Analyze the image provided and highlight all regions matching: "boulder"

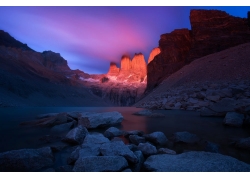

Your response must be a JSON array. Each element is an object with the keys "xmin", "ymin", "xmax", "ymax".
[
  {"xmin": 131, "ymin": 151, "xmax": 145, "ymax": 172},
  {"xmin": 78, "ymin": 111, "xmax": 123, "ymax": 129},
  {"xmin": 144, "ymin": 131, "xmax": 168, "ymax": 146},
  {"xmin": 129, "ymin": 135, "xmax": 146, "ymax": 145},
  {"xmin": 173, "ymin": 131, "xmax": 200, "ymax": 144},
  {"xmin": 138, "ymin": 143, "xmax": 157, "ymax": 156},
  {"xmin": 68, "ymin": 133, "xmax": 109, "ymax": 165},
  {"xmin": 123, "ymin": 130, "xmax": 144, "ymax": 137},
  {"xmin": 100, "ymin": 141, "xmax": 138, "ymax": 163},
  {"xmin": 50, "ymin": 122, "xmax": 74, "ymax": 134},
  {"xmin": 0, "ymin": 147, "xmax": 54, "ymax": 172},
  {"xmin": 133, "ymin": 109, "xmax": 152, "ymax": 116},
  {"xmin": 235, "ymin": 137, "xmax": 250, "ymax": 150},
  {"xmin": 104, "ymin": 127, "xmax": 123, "ymax": 139},
  {"xmin": 203, "ymin": 141, "xmax": 220, "ymax": 153},
  {"xmin": 144, "ymin": 151, "xmax": 250, "ymax": 172},
  {"xmin": 223, "ymin": 112, "xmax": 244, "ymax": 127},
  {"xmin": 73, "ymin": 156, "xmax": 128, "ymax": 172},
  {"xmin": 158, "ymin": 148, "xmax": 176, "ymax": 155},
  {"xmin": 67, "ymin": 111, "xmax": 81, "ymax": 120},
  {"xmin": 55, "ymin": 165, "xmax": 73, "ymax": 172},
  {"xmin": 200, "ymin": 98, "xmax": 236, "ymax": 117},
  {"xmin": 63, "ymin": 125, "xmax": 88, "ymax": 144}
]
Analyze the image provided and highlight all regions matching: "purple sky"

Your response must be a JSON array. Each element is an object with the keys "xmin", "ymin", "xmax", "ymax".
[{"xmin": 0, "ymin": 6, "xmax": 249, "ymax": 74}]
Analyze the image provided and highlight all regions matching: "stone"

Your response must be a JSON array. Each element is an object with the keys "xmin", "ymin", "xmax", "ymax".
[
  {"xmin": 123, "ymin": 130, "xmax": 144, "ymax": 137},
  {"xmin": 122, "ymin": 168, "xmax": 132, "ymax": 172},
  {"xmin": 78, "ymin": 111, "xmax": 124, "ymax": 129},
  {"xmin": 50, "ymin": 122, "xmax": 74, "ymax": 133},
  {"xmin": 73, "ymin": 156, "xmax": 128, "ymax": 172},
  {"xmin": 104, "ymin": 127, "xmax": 123, "ymax": 139},
  {"xmin": 203, "ymin": 141, "xmax": 220, "ymax": 153},
  {"xmin": 138, "ymin": 142, "xmax": 157, "ymax": 156},
  {"xmin": 235, "ymin": 137, "xmax": 250, "ymax": 150},
  {"xmin": 206, "ymin": 95, "xmax": 220, "ymax": 102},
  {"xmin": 173, "ymin": 131, "xmax": 200, "ymax": 144},
  {"xmin": 131, "ymin": 151, "xmax": 145, "ymax": 172},
  {"xmin": 143, "ymin": 151, "xmax": 250, "ymax": 172},
  {"xmin": 144, "ymin": 131, "xmax": 168, "ymax": 146},
  {"xmin": 100, "ymin": 141, "xmax": 138, "ymax": 163},
  {"xmin": 133, "ymin": 109, "xmax": 152, "ymax": 116},
  {"xmin": 55, "ymin": 165, "xmax": 73, "ymax": 172},
  {"xmin": 129, "ymin": 135, "xmax": 146, "ymax": 145},
  {"xmin": 223, "ymin": 112, "xmax": 244, "ymax": 127},
  {"xmin": 0, "ymin": 147, "xmax": 54, "ymax": 172},
  {"xmin": 63, "ymin": 125, "xmax": 88, "ymax": 144},
  {"xmin": 67, "ymin": 111, "xmax": 81, "ymax": 120},
  {"xmin": 83, "ymin": 133, "xmax": 110, "ymax": 144},
  {"xmin": 158, "ymin": 148, "xmax": 176, "ymax": 155}
]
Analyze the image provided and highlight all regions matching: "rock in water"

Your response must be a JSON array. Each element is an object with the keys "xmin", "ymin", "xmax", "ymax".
[
  {"xmin": 173, "ymin": 131, "xmax": 200, "ymax": 144},
  {"xmin": 73, "ymin": 156, "xmax": 128, "ymax": 172},
  {"xmin": 78, "ymin": 111, "xmax": 124, "ymax": 129},
  {"xmin": 144, "ymin": 131, "xmax": 168, "ymax": 146},
  {"xmin": 138, "ymin": 142, "xmax": 157, "ymax": 156},
  {"xmin": 104, "ymin": 127, "xmax": 123, "ymax": 139},
  {"xmin": 144, "ymin": 151, "xmax": 250, "ymax": 172},
  {"xmin": 223, "ymin": 112, "xmax": 244, "ymax": 127},
  {"xmin": 0, "ymin": 147, "xmax": 54, "ymax": 172},
  {"xmin": 63, "ymin": 125, "xmax": 88, "ymax": 144},
  {"xmin": 100, "ymin": 141, "xmax": 138, "ymax": 163}
]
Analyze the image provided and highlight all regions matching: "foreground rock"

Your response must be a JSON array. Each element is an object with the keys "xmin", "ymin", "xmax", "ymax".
[
  {"xmin": 73, "ymin": 156, "xmax": 128, "ymax": 172},
  {"xmin": 144, "ymin": 151, "xmax": 250, "ymax": 172},
  {"xmin": 235, "ymin": 137, "xmax": 250, "ymax": 150},
  {"xmin": 158, "ymin": 148, "xmax": 176, "ymax": 155},
  {"xmin": 0, "ymin": 147, "xmax": 54, "ymax": 172},
  {"xmin": 144, "ymin": 131, "xmax": 168, "ymax": 146},
  {"xmin": 78, "ymin": 111, "xmax": 124, "ymax": 129},
  {"xmin": 138, "ymin": 142, "xmax": 157, "ymax": 156},
  {"xmin": 223, "ymin": 112, "xmax": 244, "ymax": 127},
  {"xmin": 173, "ymin": 131, "xmax": 200, "ymax": 144},
  {"xmin": 100, "ymin": 141, "xmax": 138, "ymax": 163},
  {"xmin": 63, "ymin": 126, "xmax": 88, "ymax": 144},
  {"xmin": 104, "ymin": 127, "xmax": 123, "ymax": 139}
]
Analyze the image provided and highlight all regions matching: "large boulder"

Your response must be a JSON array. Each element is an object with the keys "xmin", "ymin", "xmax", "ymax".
[
  {"xmin": 223, "ymin": 112, "xmax": 244, "ymax": 127},
  {"xmin": 0, "ymin": 147, "xmax": 54, "ymax": 172},
  {"xmin": 144, "ymin": 131, "xmax": 168, "ymax": 146},
  {"xmin": 68, "ymin": 133, "xmax": 109, "ymax": 165},
  {"xmin": 235, "ymin": 137, "xmax": 250, "ymax": 150},
  {"xmin": 130, "ymin": 151, "xmax": 145, "ymax": 172},
  {"xmin": 63, "ymin": 125, "xmax": 88, "ymax": 144},
  {"xmin": 138, "ymin": 142, "xmax": 157, "ymax": 156},
  {"xmin": 129, "ymin": 135, "xmax": 146, "ymax": 145},
  {"xmin": 100, "ymin": 141, "xmax": 138, "ymax": 163},
  {"xmin": 50, "ymin": 122, "xmax": 74, "ymax": 134},
  {"xmin": 173, "ymin": 131, "xmax": 200, "ymax": 144},
  {"xmin": 78, "ymin": 111, "xmax": 124, "ymax": 129},
  {"xmin": 73, "ymin": 156, "xmax": 128, "ymax": 172},
  {"xmin": 144, "ymin": 151, "xmax": 250, "ymax": 172},
  {"xmin": 104, "ymin": 127, "xmax": 123, "ymax": 139}
]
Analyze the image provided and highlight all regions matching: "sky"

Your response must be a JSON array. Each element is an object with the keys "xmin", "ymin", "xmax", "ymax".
[{"xmin": 0, "ymin": 6, "xmax": 249, "ymax": 74}]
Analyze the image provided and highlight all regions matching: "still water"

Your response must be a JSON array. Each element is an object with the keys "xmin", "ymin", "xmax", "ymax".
[{"xmin": 0, "ymin": 107, "xmax": 250, "ymax": 164}]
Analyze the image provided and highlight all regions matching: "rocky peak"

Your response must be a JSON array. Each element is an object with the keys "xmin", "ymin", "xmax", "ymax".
[
  {"xmin": 120, "ymin": 55, "xmax": 132, "ymax": 71},
  {"xmin": 0, "ymin": 30, "xmax": 34, "ymax": 51},
  {"xmin": 148, "ymin": 47, "xmax": 161, "ymax": 64},
  {"xmin": 107, "ymin": 62, "xmax": 120, "ymax": 76},
  {"xmin": 42, "ymin": 50, "xmax": 71, "ymax": 72},
  {"xmin": 131, "ymin": 53, "xmax": 147, "ymax": 77}
]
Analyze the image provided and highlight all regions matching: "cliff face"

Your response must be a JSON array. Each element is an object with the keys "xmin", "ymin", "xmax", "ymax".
[
  {"xmin": 148, "ymin": 47, "xmax": 160, "ymax": 64},
  {"xmin": 187, "ymin": 9, "xmax": 250, "ymax": 62},
  {"xmin": 147, "ymin": 29, "xmax": 191, "ymax": 90},
  {"xmin": 107, "ymin": 62, "xmax": 120, "ymax": 76},
  {"xmin": 147, "ymin": 10, "xmax": 250, "ymax": 92}
]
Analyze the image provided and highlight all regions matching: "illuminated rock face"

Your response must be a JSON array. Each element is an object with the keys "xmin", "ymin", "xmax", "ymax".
[
  {"xmin": 131, "ymin": 53, "xmax": 147, "ymax": 79},
  {"xmin": 147, "ymin": 9, "xmax": 250, "ymax": 92},
  {"xmin": 148, "ymin": 47, "xmax": 160, "ymax": 64},
  {"xmin": 107, "ymin": 62, "xmax": 120, "ymax": 76},
  {"xmin": 120, "ymin": 55, "xmax": 132, "ymax": 72}
]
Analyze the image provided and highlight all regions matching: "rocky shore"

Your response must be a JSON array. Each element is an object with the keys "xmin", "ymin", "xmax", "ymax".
[{"xmin": 1, "ymin": 110, "xmax": 250, "ymax": 172}]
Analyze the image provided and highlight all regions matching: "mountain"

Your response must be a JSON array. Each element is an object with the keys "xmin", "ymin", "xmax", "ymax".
[
  {"xmin": 0, "ymin": 30, "xmax": 112, "ymax": 107},
  {"xmin": 135, "ymin": 42, "xmax": 250, "ymax": 111},
  {"xmin": 147, "ymin": 9, "xmax": 250, "ymax": 92}
]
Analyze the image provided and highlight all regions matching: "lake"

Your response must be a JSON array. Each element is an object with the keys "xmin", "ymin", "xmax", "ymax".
[{"xmin": 0, "ymin": 107, "xmax": 250, "ymax": 165}]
